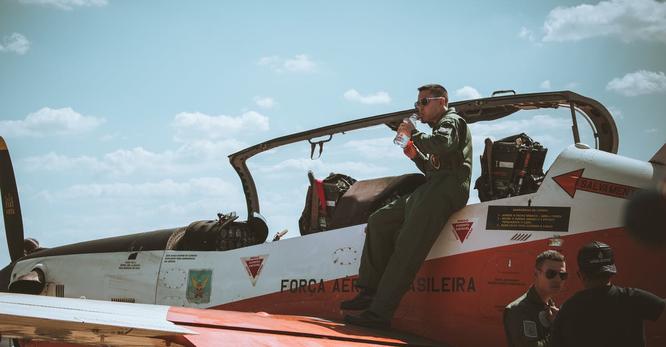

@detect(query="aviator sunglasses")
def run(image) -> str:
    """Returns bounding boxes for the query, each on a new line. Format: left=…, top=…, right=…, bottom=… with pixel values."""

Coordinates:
left=414, top=97, right=446, bottom=108
left=541, top=269, right=569, bottom=280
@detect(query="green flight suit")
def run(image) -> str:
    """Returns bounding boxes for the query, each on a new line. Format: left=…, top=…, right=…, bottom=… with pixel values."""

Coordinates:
left=503, top=285, right=554, bottom=347
left=357, top=107, right=472, bottom=320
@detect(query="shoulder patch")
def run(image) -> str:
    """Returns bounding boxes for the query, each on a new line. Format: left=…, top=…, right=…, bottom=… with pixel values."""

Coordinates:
left=435, top=127, right=452, bottom=136
left=523, top=320, right=538, bottom=338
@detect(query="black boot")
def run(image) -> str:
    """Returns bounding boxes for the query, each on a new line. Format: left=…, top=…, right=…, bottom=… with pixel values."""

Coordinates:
left=340, top=289, right=374, bottom=310
left=344, top=310, right=390, bottom=329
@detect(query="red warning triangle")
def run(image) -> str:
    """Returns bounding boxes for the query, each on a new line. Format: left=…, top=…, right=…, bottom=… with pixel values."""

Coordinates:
left=241, top=255, right=268, bottom=286
left=452, top=220, right=473, bottom=243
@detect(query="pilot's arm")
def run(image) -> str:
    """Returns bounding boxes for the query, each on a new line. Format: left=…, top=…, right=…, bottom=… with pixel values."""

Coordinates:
left=411, top=118, right=460, bottom=158
left=503, top=306, right=551, bottom=347
left=404, top=140, right=428, bottom=173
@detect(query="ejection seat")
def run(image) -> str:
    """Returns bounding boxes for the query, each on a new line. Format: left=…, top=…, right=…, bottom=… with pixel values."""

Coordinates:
left=299, top=172, right=426, bottom=235
left=166, top=212, right=268, bottom=251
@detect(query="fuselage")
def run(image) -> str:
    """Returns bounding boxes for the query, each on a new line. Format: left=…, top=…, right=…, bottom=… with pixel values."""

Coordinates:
left=10, top=145, right=666, bottom=346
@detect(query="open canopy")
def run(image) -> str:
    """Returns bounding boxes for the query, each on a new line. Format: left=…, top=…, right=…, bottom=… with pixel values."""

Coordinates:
left=228, top=90, right=618, bottom=219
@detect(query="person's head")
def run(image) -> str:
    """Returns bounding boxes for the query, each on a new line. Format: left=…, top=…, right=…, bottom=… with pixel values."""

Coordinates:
left=416, top=84, right=448, bottom=124
left=534, top=250, right=567, bottom=299
left=577, top=241, right=616, bottom=287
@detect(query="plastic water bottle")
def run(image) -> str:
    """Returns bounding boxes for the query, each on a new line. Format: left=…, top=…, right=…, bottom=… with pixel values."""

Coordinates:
left=393, top=114, right=419, bottom=148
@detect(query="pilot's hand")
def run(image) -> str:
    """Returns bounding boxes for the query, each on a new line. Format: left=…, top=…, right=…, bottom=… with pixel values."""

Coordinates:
left=398, top=120, right=415, bottom=134
left=546, top=304, right=559, bottom=322
left=404, top=140, right=417, bottom=159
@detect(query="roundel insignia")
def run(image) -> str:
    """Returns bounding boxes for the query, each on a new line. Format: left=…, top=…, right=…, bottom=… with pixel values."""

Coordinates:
left=430, top=154, right=441, bottom=170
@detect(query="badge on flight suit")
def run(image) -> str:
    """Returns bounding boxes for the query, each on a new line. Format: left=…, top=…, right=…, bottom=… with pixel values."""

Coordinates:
left=435, top=127, right=452, bottom=136
left=522, top=320, right=538, bottom=338
left=429, top=154, right=441, bottom=170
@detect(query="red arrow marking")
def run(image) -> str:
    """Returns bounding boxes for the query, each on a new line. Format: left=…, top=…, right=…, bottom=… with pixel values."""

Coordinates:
left=552, top=169, right=638, bottom=199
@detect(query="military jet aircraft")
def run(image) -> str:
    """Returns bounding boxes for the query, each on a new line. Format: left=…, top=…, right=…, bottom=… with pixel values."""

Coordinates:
left=1, top=90, right=664, bottom=346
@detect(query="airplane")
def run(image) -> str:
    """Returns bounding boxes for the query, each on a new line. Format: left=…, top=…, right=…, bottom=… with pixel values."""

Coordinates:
left=0, top=90, right=664, bottom=347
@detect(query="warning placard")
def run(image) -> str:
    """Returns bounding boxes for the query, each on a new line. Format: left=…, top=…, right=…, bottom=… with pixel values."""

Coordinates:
left=486, top=206, right=570, bottom=232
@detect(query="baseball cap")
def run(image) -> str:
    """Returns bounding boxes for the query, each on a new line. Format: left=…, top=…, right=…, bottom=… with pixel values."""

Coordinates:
left=577, top=241, right=617, bottom=275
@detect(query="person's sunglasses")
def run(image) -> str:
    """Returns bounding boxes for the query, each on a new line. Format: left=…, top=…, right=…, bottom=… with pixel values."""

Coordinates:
left=414, top=97, right=445, bottom=108
left=542, top=269, right=569, bottom=280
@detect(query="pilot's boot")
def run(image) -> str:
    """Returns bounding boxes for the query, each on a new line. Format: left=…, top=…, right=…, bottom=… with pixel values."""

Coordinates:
left=340, top=289, right=375, bottom=310
left=344, top=310, right=390, bottom=329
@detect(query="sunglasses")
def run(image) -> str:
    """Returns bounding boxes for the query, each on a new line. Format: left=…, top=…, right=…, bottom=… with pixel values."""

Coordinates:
left=414, top=97, right=445, bottom=108
left=541, top=269, right=569, bottom=280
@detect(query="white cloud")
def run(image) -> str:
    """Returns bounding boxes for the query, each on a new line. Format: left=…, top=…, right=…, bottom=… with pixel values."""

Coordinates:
left=469, top=114, right=572, bottom=152
left=23, top=111, right=257, bottom=177
left=455, top=86, right=482, bottom=100
left=19, top=0, right=107, bottom=10
left=24, top=139, right=246, bottom=176
left=543, top=0, right=666, bottom=43
left=254, top=96, right=276, bottom=109
left=172, top=111, right=269, bottom=141
left=0, top=107, right=105, bottom=137
left=343, top=89, right=391, bottom=105
left=52, top=177, right=238, bottom=199
left=471, top=114, right=570, bottom=137
left=645, top=128, right=658, bottom=133
left=607, top=105, right=624, bottom=120
left=343, top=137, right=402, bottom=159
left=24, top=153, right=108, bottom=172
left=518, top=27, right=536, bottom=42
left=258, top=55, right=280, bottom=67
left=255, top=158, right=387, bottom=177
left=0, top=33, right=30, bottom=55
left=540, top=80, right=552, bottom=90
left=606, top=70, right=666, bottom=96
left=257, top=54, right=317, bottom=73
left=284, top=54, right=317, bottom=72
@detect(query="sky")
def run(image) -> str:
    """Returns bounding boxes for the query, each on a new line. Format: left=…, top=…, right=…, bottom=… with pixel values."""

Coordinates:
left=0, top=0, right=664, bottom=267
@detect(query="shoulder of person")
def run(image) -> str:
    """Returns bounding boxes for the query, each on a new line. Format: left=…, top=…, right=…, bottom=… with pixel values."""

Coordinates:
left=434, top=111, right=460, bottom=132
left=505, top=291, right=530, bottom=311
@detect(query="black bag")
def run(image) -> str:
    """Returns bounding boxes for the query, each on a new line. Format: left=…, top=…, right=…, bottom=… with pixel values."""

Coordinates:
left=475, top=133, right=547, bottom=201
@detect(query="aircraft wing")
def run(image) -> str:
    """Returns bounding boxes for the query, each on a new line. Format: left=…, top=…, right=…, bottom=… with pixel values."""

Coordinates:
left=0, top=293, right=441, bottom=347
left=0, top=292, right=194, bottom=346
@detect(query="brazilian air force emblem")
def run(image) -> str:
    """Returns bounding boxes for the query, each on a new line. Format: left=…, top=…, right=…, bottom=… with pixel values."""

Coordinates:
left=186, top=269, right=212, bottom=304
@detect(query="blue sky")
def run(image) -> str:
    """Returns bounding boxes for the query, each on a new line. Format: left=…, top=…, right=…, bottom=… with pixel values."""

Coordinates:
left=1, top=0, right=664, bottom=266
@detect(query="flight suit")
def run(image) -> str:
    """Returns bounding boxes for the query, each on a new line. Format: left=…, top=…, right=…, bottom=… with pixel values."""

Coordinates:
left=504, top=285, right=554, bottom=347
left=357, top=107, right=472, bottom=320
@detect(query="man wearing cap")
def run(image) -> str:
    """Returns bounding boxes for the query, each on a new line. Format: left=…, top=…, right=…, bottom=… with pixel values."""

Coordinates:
left=341, top=83, right=472, bottom=329
left=504, top=250, right=568, bottom=347
left=551, top=241, right=665, bottom=347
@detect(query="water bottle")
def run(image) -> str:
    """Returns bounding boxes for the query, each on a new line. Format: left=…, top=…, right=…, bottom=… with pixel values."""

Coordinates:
left=393, top=114, right=419, bottom=148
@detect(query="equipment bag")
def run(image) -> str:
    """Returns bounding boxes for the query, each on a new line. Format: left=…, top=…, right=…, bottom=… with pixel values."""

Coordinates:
left=475, top=133, right=547, bottom=201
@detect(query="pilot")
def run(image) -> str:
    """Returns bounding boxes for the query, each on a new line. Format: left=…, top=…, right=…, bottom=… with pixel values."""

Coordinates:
left=342, top=83, right=472, bottom=328
left=550, top=241, right=665, bottom=347
left=504, top=250, right=567, bottom=347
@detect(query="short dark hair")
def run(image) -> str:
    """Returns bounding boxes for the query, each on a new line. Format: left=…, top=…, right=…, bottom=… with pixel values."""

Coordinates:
left=535, top=250, right=565, bottom=269
left=418, top=84, right=448, bottom=104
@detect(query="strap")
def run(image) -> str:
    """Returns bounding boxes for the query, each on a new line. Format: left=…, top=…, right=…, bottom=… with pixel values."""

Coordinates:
left=314, top=179, right=327, bottom=216
left=309, top=186, right=319, bottom=230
